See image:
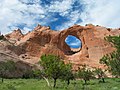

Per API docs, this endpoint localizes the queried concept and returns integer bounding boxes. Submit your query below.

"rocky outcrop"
[5,29,23,44]
[1,24,120,70]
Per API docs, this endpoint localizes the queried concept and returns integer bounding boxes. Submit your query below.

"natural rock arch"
[4,24,119,69]
[56,25,85,55]
[62,35,82,55]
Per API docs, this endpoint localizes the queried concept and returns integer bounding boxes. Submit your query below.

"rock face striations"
[1,24,120,69]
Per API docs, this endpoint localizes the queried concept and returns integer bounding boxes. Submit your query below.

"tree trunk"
[84,80,87,85]
[53,78,57,88]
[102,78,105,83]
[1,78,3,83]
[42,76,50,87]
[67,80,70,85]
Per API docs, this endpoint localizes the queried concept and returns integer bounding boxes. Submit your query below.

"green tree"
[33,69,41,79]
[40,54,64,88]
[78,65,94,85]
[100,35,120,77]
[61,63,74,85]
[0,60,16,83]
[32,69,51,86]
[94,68,106,83]
[22,70,33,79]
[105,35,120,51]
[100,53,120,77]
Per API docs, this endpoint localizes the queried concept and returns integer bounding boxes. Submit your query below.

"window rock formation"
[1,24,120,70]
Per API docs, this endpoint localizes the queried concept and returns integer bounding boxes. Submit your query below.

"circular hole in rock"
[65,35,82,55]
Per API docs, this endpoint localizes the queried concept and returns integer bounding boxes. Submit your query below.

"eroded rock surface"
[1,24,120,69]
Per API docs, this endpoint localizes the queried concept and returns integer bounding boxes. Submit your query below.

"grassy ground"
[0,78,120,90]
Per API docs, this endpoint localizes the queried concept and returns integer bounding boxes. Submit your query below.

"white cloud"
[69,41,81,46]
[19,0,40,4]
[0,0,120,35]
[68,39,81,46]
[56,0,120,30]
[65,35,81,47]
[22,27,32,34]
[56,10,81,30]
[0,0,46,34]
[48,0,73,13]
[80,0,120,28]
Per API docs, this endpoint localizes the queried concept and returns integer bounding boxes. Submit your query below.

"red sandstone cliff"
[1,24,120,69]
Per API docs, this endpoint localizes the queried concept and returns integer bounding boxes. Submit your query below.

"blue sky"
[0,0,120,48]
[65,35,82,48]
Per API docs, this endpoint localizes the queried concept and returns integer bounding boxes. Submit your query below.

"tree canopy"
[100,35,120,77]
[78,65,94,84]
[40,54,65,87]
[0,60,16,82]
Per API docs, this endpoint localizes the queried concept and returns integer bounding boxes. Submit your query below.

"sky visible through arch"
[65,35,82,48]
[0,0,120,48]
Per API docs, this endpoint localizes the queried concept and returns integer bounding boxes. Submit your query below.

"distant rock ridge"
[0,24,120,70]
